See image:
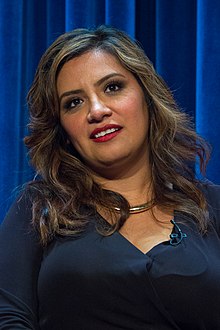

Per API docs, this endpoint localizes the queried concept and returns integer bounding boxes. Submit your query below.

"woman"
[0,25,220,329]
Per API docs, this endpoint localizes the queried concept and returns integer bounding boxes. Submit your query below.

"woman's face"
[57,50,149,177]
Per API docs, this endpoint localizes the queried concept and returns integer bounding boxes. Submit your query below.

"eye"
[63,98,83,111]
[104,81,123,93]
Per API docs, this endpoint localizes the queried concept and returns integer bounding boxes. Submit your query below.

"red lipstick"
[90,124,122,143]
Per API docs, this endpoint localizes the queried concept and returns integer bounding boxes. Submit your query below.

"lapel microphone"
[169,219,187,246]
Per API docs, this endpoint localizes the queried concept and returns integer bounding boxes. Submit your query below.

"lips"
[90,124,122,139]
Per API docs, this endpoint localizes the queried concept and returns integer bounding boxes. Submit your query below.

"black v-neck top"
[0,184,220,329]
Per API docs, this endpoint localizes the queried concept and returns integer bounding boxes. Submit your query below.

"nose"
[87,97,112,123]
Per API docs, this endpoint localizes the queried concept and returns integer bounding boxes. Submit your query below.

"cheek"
[60,117,80,144]
[124,96,148,121]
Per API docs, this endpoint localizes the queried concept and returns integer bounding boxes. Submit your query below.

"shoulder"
[199,181,220,230]
[1,183,41,234]
[200,182,220,209]
[0,183,44,264]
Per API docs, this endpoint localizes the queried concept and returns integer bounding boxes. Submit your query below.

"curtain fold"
[196,0,220,181]
[0,0,220,220]
[155,0,197,117]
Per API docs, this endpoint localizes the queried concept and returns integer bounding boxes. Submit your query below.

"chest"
[118,210,174,254]
[38,220,220,329]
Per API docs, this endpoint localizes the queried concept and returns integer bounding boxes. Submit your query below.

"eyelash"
[63,98,83,111]
[62,80,124,111]
[104,80,124,93]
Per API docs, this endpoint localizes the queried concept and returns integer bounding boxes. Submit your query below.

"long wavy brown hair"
[25,25,211,245]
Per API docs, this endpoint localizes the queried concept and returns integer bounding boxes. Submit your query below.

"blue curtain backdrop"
[0,0,220,221]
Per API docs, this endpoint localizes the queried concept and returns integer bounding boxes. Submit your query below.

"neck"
[92,166,153,205]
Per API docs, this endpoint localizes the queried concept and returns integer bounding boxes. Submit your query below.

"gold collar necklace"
[114,200,155,214]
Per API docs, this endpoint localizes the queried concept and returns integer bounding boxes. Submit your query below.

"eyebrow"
[58,72,126,104]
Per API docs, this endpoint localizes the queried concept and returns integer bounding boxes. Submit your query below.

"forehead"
[57,50,130,81]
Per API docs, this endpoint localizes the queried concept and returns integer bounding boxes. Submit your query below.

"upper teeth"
[94,128,119,138]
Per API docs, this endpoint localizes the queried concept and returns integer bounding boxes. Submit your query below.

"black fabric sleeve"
[0,190,43,329]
